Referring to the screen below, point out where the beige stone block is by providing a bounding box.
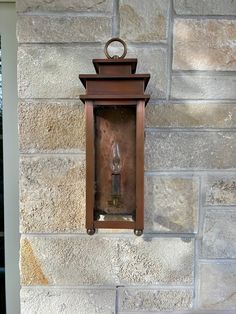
[202,210,236,258]
[127,47,167,98]
[199,263,236,310]
[19,101,85,153]
[145,175,199,233]
[118,288,193,312]
[21,287,116,314]
[18,45,103,99]
[17,0,113,13]
[20,156,85,233]
[145,103,236,128]
[17,15,112,43]
[205,176,236,205]
[20,236,194,285]
[173,19,236,70]
[20,238,49,285]
[171,74,236,99]
[18,45,167,100]
[174,0,236,15]
[145,131,236,170]
[120,0,169,42]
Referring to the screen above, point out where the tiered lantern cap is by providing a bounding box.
[79,38,150,105]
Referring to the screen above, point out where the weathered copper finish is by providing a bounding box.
[87,228,95,236]
[134,229,143,236]
[79,38,150,235]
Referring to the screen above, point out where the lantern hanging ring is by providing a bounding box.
[104,37,127,59]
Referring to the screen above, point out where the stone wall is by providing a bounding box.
[17,0,236,313]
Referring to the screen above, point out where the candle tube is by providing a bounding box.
[111,142,121,197]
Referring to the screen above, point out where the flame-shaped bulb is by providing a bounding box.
[110,142,121,199]
[111,142,121,174]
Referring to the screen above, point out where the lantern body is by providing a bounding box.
[79,58,150,235]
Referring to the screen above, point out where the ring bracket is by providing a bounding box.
[104,38,127,59]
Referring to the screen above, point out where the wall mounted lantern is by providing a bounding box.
[79,38,150,236]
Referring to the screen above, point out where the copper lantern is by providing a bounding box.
[79,38,150,236]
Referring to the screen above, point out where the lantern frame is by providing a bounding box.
[79,39,150,235]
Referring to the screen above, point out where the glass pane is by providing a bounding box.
[94,105,136,221]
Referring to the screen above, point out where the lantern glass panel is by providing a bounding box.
[94,105,136,221]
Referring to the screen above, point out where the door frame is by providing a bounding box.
[0,1,19,313]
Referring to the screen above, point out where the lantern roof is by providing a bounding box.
[79,39,150,105]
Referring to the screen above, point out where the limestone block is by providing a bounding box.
[19,101,85,153]
[145,175,199,233]
[17,15,112,43]
[18,45,103,99]
[145,131,236,170]
[174,0,236,15]
[127,47,167,98]
[18,45,167,100]
[171,74,236,99]
[118,288,193,312]
[199,263,236,310]
[146,103,236,128]
[202,210,236,258]
[17,0,113,13]
[173,19,236,70]
[205,176,236,205]
[119,0,169,42]
[21,287,116,314]
[20,156,85,233]
[20,236,194,285]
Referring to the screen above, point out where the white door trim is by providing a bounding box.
[0,2,19,314]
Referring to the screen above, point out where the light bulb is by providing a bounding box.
[110,141,122,200]
[111,142,121,174]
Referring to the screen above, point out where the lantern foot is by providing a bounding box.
[87,228,96,235]
[134,229,143,236]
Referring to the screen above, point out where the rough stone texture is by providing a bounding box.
[17,15,112,43]
[199,263,236,310]
[20,236,194,285]
[17,0,113,13]
[21,287,116,314]
[173,19,236,71]
[174,0,236,15]
[171,74,236,99]
[20,156,85,233]
[18,45,167,99]
[19,101,85,153]
[205,176,236,205]
[145,103,236,128]
[201,210,236,258]
[20,238,49,285]
[18,45,103,99]
[118,288,193,312]
[145,131,236,170]
[119,0,169,43]
[145,175,199,233]
[16,0,236,312]
[127,47,167,98]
